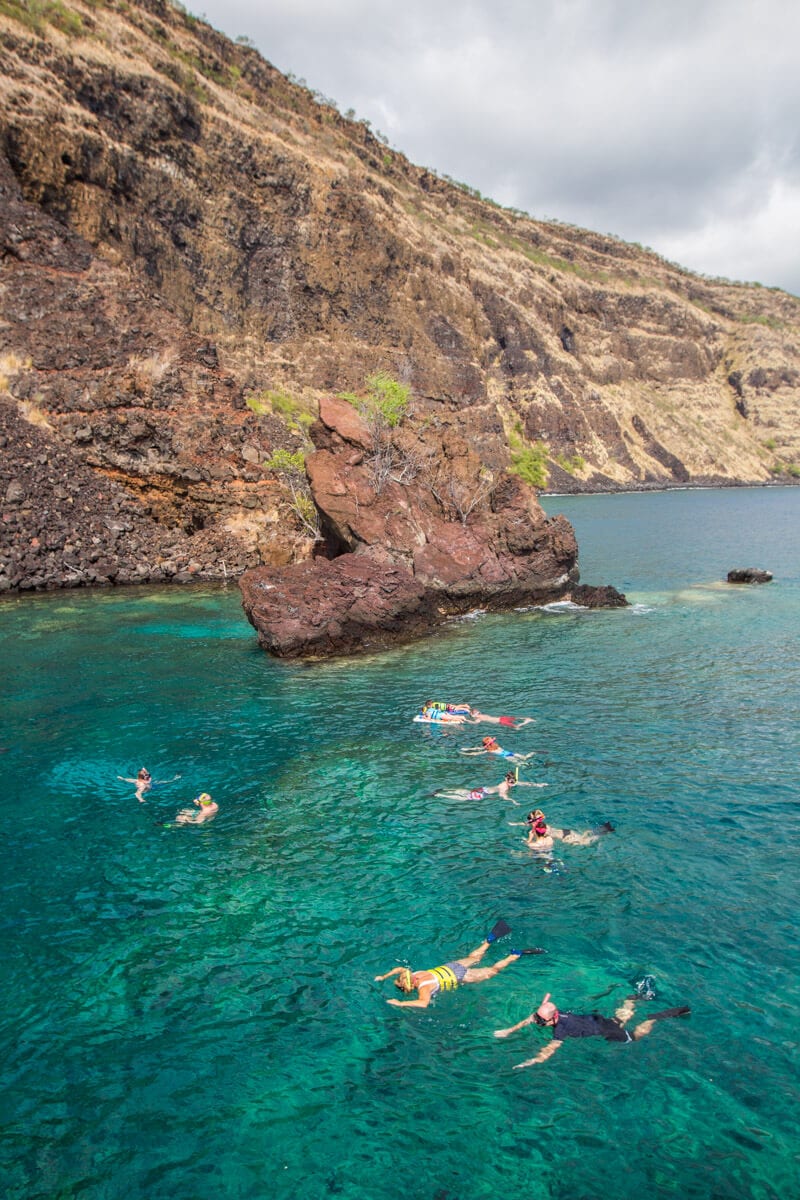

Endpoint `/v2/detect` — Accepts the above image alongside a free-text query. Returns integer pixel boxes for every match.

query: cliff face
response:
[1,0,799,591]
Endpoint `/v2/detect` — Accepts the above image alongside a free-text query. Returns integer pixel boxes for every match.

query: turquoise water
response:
[2,488,799,1200]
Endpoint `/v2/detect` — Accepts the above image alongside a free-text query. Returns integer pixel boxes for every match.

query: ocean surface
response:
[1,487,798,1200]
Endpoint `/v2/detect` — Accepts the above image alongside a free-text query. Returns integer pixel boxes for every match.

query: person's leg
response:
[463,953,519,983]
[614,997,636,1025]
[631,1018,656,1040]
[455,940,491,969]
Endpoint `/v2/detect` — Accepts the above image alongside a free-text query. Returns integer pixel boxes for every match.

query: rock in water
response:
[727,568,773,584]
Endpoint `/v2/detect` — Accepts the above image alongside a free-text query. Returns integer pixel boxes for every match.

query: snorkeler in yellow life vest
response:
[375,921,545,1009]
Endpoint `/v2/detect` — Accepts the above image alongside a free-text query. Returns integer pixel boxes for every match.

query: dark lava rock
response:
[727,568,773,584]
[569,584,628,608]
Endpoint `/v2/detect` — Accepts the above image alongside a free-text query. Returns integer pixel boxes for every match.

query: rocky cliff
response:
[1,0,799,592]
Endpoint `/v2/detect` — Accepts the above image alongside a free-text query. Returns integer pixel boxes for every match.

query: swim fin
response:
[487,918,511,943]
[593,821,615,835]
[649,1006,691,1021]
[511,947,546,956]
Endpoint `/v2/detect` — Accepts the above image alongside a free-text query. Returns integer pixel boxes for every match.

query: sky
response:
[193,0,800,297]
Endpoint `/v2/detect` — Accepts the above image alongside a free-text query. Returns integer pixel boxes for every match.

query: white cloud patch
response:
[196,0,800,295]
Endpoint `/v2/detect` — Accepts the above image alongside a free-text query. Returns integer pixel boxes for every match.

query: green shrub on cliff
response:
[554,451,586,474]
[339,371,409,429]
[507,424,549,489]
[510,443,549,489]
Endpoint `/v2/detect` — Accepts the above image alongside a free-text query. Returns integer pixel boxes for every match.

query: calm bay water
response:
[1,488,799,1200]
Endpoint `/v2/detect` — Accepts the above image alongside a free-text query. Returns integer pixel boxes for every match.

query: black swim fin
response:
[593,821,615,835]
[511,947,546,956]
[487,918,511,943]
[649,1006,691,1021]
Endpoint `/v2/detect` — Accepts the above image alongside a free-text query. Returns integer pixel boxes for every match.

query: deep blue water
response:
[1,487,799,1200]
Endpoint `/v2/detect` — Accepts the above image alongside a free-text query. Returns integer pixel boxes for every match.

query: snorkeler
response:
[174,793,218,825]
[375,920,544,1009]
[434,772,546,805]
[494,990,690,1068]
[467,709,535,728]
[117,767,182,803]
[418,704,471,724]
[423,702,534,728]
[460,737,536,763]
[523,809,614,849]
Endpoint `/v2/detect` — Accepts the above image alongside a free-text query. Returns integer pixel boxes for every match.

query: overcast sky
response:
[194,0,800,297]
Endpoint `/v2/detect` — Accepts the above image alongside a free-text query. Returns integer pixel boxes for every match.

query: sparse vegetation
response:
[554,452,586,474]
[246,389,314,434]
[508,424,549,488]
[263,449,321,540]
[338,372,411,494]
[339,371,409,430]
[428,466,496,526]
[0,0,83,36]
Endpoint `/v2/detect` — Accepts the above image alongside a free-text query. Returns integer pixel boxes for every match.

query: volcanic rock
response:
[240,394,627,657]
[726,568,773,584]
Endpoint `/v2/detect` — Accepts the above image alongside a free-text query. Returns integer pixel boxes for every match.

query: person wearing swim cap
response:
[494,990,690,1067]
[375,922,543,1009]
[524,809,614,849]
[175,793,218,825]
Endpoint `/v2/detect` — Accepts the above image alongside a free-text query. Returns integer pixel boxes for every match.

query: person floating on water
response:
[422,702,534,728]
[494,990,690,1068]
[523,809,614,849]
[435,771,546,806]
[375,920,544,1009]
[117,767,181,803]
[419,703,471,724]
[460,737,537,763]
[174,793,218,825]
[466,708,534,728]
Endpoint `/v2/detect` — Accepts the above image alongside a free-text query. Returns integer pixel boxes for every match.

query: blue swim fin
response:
[487,918,511,943]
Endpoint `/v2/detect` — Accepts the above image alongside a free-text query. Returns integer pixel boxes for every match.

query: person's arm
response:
[513,1040,562,1068]
[459,747,486,755]
[494,1013,536,1038]
[387,985,435,1009]
[374,967,406,982]
[117,776,136,783]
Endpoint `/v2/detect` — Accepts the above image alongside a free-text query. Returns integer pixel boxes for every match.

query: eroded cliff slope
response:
[1,0,799,590]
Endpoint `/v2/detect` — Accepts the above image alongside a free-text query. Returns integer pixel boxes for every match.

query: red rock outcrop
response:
[239,395,591,657]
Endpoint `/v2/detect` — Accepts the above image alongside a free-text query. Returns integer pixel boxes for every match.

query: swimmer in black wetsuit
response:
[494,991,690,1068]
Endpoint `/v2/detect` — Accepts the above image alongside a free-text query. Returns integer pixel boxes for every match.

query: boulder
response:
[569,584,628,608]
[726,568,773,584]
[240,398,627,657]
[240,555,438,658]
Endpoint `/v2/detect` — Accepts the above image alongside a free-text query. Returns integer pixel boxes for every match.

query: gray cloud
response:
[196,0,800,294]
